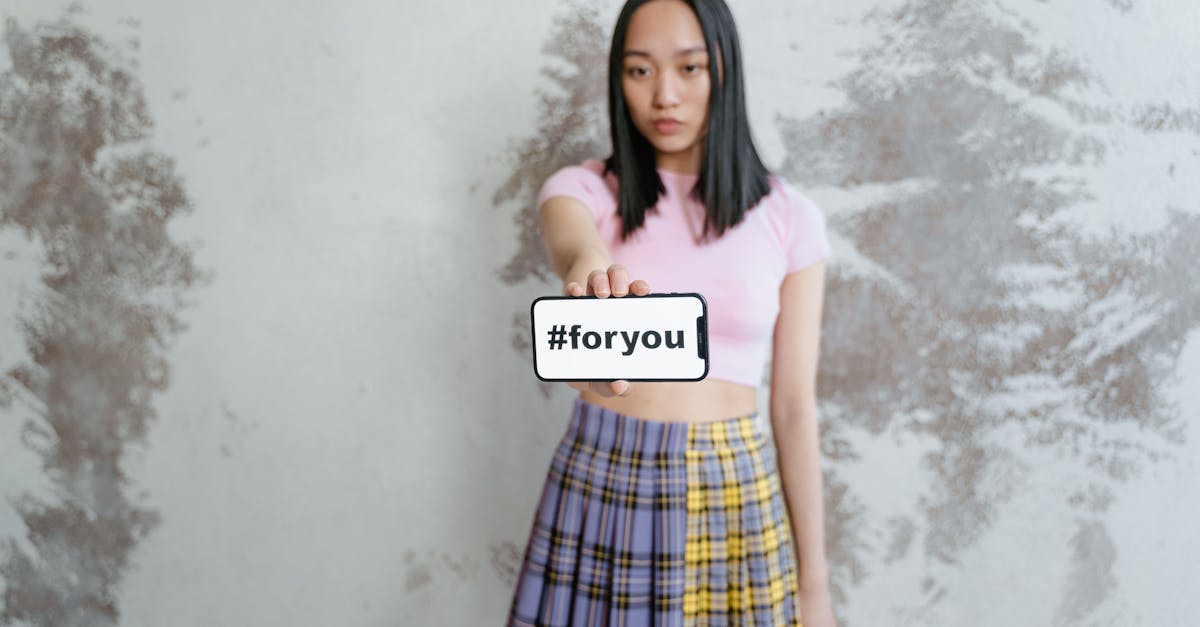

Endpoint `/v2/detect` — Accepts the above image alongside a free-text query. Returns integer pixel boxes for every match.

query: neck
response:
[655,145,703,175]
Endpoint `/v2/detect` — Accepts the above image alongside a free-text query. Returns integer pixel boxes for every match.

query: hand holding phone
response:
[561,264,650,396]
[564,265,650,300]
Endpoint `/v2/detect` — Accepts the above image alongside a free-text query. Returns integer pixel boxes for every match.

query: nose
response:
[653,71,681,110]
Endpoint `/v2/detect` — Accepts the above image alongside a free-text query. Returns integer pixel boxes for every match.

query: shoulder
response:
[760,174,832,271]
[542,158,615,192]
[536,158,618,217]
[763,175,820,216]
[750,174,821,228]
[761,175,829,233]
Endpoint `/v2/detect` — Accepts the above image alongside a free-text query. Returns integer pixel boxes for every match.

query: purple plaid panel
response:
[507,398,688,627]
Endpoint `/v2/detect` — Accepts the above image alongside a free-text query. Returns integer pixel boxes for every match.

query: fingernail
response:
[616,381,629,395]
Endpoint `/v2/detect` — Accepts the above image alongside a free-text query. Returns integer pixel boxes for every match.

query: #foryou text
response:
[546,324,686,356]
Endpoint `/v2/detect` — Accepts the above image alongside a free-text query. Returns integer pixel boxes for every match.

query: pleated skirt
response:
[506,397,802,627]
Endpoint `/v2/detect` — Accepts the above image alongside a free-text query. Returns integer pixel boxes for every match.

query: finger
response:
[584,270,604,296]
[629,279,651,296]
[610,380,631,396]
[608,264,629,296]
[563,281,584,297]
[589,270,611,298]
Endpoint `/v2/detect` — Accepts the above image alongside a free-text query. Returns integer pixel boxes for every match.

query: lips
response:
[653,118,682,134]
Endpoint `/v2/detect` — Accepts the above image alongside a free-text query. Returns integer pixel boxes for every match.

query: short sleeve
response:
[535,164,610,223]
[782,184,832,273]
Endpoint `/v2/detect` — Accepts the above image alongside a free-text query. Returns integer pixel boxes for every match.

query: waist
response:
[565,397,767,457]
[578,378,757,424]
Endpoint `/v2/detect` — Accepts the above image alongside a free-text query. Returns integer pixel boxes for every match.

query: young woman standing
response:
[507,1,836,625]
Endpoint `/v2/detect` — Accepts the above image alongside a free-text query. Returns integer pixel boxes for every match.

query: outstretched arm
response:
[539,195,613,290]
[538,194,649,397]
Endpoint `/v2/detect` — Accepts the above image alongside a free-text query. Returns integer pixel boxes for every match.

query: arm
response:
[538,195,614,291]
[769,260,836,623]
[538,194,649,396]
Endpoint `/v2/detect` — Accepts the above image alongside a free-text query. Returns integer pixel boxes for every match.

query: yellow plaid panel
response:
[683,416,802,626]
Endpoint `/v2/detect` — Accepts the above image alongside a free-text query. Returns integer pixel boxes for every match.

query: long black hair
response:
[602,0,771,242]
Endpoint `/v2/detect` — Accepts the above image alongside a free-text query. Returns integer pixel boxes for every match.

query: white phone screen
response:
[530,293,709,382]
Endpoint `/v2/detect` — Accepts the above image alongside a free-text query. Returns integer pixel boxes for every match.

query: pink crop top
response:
[536,158,832,387]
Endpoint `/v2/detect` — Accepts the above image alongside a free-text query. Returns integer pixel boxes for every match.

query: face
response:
[621,0,713,173]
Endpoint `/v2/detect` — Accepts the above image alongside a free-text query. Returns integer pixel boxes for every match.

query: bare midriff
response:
[579,378,759,423]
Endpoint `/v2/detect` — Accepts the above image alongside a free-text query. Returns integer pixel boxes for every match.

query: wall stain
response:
[405,564,432,593]
[0,14,201,626]
[489,541,523,587]
[883,515,916,565]
[511,310,555,399]
[777,0,1197,622]
[1054,519,1119,625]
[1128,103,1200,134]
[492,0,609,287]
[218,401,258,459]
[401,548,477,594]
[491,0,609,399]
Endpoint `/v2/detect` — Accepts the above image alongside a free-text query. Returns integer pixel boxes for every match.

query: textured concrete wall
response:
[0,0,1196,625]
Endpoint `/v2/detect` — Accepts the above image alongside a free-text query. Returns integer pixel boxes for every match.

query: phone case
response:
[530,292,709,382]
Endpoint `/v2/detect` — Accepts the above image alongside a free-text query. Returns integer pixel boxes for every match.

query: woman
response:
[507,1,836,625]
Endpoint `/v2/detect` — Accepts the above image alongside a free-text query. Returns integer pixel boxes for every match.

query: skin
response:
[537,1,836,624]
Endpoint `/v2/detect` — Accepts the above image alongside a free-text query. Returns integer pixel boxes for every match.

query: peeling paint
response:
[776,0,1197,618]
[492,0,610,287]
[492,0,610,389]
[884,516,916,564]
[0,14,199,627]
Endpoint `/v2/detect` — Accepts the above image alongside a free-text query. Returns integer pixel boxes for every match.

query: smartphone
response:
[530,292,709,382]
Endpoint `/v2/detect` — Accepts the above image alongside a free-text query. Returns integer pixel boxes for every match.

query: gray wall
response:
[0,0,1197,625]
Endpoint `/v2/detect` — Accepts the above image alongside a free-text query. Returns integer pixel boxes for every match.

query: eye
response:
[683,63,705,75]
[626,66,650,78]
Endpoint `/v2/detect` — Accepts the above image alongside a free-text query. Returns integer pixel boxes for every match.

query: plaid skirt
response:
[506,397,802,626]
